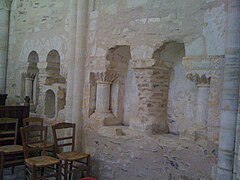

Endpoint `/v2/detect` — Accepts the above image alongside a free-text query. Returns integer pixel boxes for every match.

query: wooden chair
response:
[20,125,61,180]
[52,122,90,180]
[23,117,54,152]
[0,118,23,180]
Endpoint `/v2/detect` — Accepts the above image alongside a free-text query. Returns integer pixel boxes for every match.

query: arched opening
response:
[106,45,131,125]
[46,50,65,85]
[27,51,39,69]
[44,90,56,118]
[154,42,195,135]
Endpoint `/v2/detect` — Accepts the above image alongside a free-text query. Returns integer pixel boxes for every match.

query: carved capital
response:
[95,70,118,83]
[186,73,211,86]
[22,72,36,80]
[0,0,12,11]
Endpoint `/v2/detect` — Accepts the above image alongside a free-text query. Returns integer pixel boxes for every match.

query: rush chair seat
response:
[0,118,23,180]
[23,117,54,151]
[20,125,61,180]
[52,122,90,180]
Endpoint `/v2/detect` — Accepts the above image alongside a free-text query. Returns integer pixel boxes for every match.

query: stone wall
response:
[83,0,226,179]
[6,0,227,179]
[6,0,76,121]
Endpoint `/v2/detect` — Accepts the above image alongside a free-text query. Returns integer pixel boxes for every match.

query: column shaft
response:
[195,85,210,133]
[0,5,10,93]
[217,0,240,179]
[71,0,89,150]
[24,78,33,101]
[96,82,111,113]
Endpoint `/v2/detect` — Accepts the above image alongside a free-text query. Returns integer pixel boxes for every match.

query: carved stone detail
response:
[0,0,12,11]
[22,72,36,79]
[186,73,211,86]
[182,55,224,78]
[95,70,118,83]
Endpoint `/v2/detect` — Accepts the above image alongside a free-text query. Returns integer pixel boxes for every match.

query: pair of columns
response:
[92,70,120,126]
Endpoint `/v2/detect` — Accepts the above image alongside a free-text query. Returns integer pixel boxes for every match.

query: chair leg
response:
[0,152,4,180]
[69,162,73,180]
[24,164,28,180]
[11,166,15,174]
[56,162,62,180]
[64,160,68,180]
[87,156,90,177]
[32,166,37,180]
[41,167,44,176]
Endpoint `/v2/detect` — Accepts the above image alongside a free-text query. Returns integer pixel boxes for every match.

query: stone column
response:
[0,0,11,93]
[71,0,89,150]
[217,0,240,179]
[64,0,77,122]
[23,72,36,111]
[95,82,111,113]
[186,74,211,141]
[95,71,118,113]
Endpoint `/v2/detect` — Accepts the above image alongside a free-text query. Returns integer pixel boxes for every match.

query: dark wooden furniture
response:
[20,125,61,180]
[0,94,7,106]
[52,122,90,180]
[0,105,30,145]
[0,118,23,180]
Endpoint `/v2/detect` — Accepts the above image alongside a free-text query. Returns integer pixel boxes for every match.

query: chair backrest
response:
[23,117,44,126]
[20,125,47,159]
[52,122,76,154]
[23,117,44,143]
[0,118,18,145]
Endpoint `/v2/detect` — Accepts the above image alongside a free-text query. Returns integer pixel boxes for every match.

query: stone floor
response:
[3,165,24,180]
[3,165,85,180]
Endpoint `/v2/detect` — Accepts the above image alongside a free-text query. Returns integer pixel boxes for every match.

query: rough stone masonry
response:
[1,0,240,179]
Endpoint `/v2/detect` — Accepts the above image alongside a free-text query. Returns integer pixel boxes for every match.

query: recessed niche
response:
[44,89,56,118]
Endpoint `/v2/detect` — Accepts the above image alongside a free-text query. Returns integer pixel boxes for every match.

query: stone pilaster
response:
[0,0,12,93]
[217,0,240,179]
[71,0,89,150]
[131,59,172,134]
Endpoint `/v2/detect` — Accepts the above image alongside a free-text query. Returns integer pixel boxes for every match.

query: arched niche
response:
[27,51,39,72]
[44,89,56,118]
[154,42,195,135]
[89,45,132,126]
[46,50,65,84]
[107,45,131,125]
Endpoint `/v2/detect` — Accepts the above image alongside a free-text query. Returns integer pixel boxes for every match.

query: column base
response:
[90,112,121,126]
